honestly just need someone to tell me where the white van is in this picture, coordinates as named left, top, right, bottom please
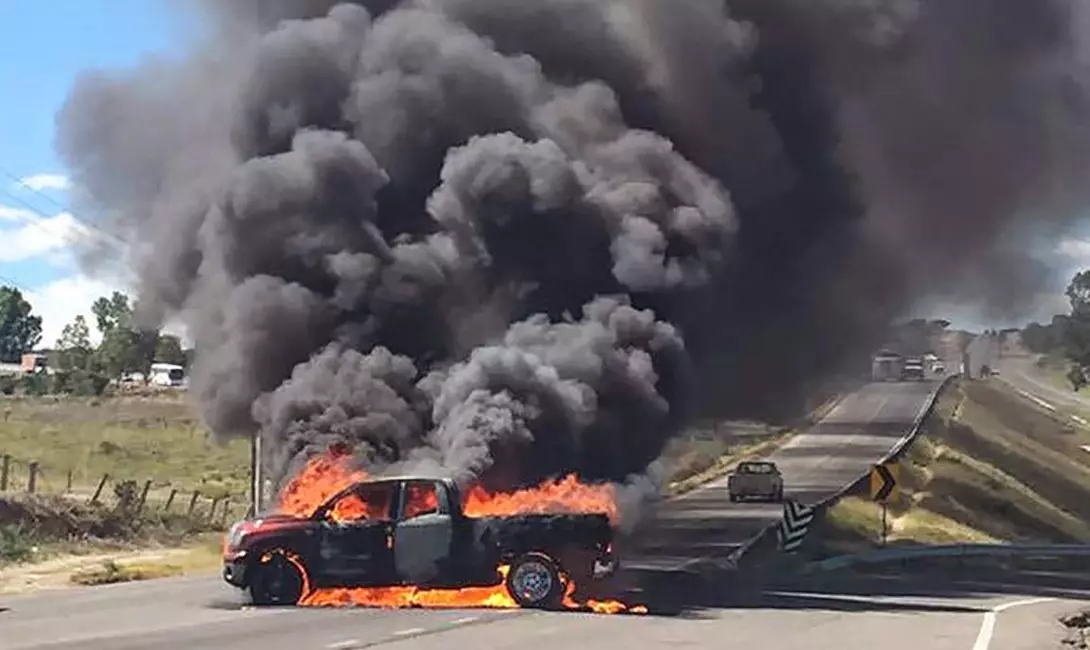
left=149, top=363, right=186, bottom=388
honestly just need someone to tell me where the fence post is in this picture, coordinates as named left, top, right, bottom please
left=1, top=454, right=9, bottom=491
left=164, top=489, right=178, bottom=512
left=27, top=462, right=38, bottom=494
left=187, top=490, right=200, bottom=516
left=66, top=470, right=73, bottom=493
left=220, top=497, right=232, bottom=525
left=138, top=480, right=153, bottom=513
left=90, top=474, right=109, bottom=504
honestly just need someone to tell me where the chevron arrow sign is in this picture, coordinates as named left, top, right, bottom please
left=777, top=499, right=816, bottom=553
left=869, top=462, right=900, bottom=503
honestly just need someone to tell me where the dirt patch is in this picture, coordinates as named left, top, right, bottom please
left=0, top=542, right=221, bottom=595
left=1063, top=610, right=1090, bottom=649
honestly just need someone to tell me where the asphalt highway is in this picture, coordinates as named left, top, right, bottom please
left=1, top=378, right=952, bottom=649
left=5, top=567, right=1088, bottom=649
left=618, top=378, right=942, bottom=572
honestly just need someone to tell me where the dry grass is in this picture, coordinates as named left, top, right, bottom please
left=70, top=559, right=185, bottom=586
left=0, top=395, right=249, bottom=501
left=811, top=378, right=1090, bottom=557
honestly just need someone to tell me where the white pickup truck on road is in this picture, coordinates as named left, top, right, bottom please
left=727, top=461, right=785, bottom=502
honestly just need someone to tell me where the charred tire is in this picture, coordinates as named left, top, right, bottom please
left=249, top=550, right=306, bottom=607
left=506, top=552, right=564, bottom=610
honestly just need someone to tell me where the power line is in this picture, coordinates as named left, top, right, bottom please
left=0, top=166, right=126, bottom=249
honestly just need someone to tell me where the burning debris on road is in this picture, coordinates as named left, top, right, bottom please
left=57, top=0, right=1090, bottom=610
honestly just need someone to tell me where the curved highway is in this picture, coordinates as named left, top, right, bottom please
left=1, top=377, right=957, bottom=650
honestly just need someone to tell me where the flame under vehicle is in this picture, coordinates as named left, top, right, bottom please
left=222, top=476, right=617, bottom=609
left=726, top=460, right=785, bottom=502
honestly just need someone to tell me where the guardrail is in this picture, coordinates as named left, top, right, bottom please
left=804, top=543, right=1090, bottom=573
left=719, top=374, right=957, bottom=569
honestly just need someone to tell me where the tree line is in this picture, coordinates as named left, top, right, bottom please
left=1020, top=271, right=1090, bottom=390
left=0, top=285, right=189, bottom=395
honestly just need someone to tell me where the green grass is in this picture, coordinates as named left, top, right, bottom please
left=0, top=395, right=250, bottom=501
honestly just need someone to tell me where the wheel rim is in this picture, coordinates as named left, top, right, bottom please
left=511, top=560, right=554, bottom=604
left=260, top=553, right=301, bottom=604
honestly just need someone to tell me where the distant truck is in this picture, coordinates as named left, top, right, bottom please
left=872, top=350, right=905, bottom=382
left=149, top=363, right=186, bottom=388
left=222, top=476, right=616, bottom=609
left=727, top=461, right=784, bottom=502
left=902, top=357, right=926, bottom=381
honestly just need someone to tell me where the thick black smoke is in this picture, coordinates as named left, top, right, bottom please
left=56, top=0, right=1090, bottom=496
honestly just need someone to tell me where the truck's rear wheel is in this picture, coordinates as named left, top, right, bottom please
left=249, top=549, right=306, bottom=607
left=506, top=552, right=564, bottom=610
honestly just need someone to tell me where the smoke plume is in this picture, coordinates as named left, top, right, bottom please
left=56, top=0, right=1090, bottom=496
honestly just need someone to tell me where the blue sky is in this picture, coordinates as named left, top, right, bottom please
left=0, top=0, right=194, bottom=345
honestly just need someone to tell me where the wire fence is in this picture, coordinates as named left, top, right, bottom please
left=0, top=451, right=252, bottom=528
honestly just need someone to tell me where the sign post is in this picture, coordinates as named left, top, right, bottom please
left=868, top=462, right=900, bottom=546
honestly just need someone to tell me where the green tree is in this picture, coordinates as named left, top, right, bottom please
left=90, top=291, right=158, bottom=380
left=154, top=334, right=187, bottom=366
left=1063, top=271, right=1090, bottom=389
left=0, top=286, right=42, bottom=362
left=91, top=291, right=133, bottom=334
left=55, top=314, right=93, bottom=370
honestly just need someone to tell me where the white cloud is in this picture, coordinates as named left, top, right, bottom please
left=18, top=174, right=71, bottom=192
left=25, top=274, right=127, bottom=348
left=0, top=205, right=89, bottom=263
left=1056, top=237, right=1090, bottom=263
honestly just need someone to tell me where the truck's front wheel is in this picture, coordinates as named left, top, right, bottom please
left=249, top=549, right=307, bottom=607
left=506, top=552, right=564, bottom=610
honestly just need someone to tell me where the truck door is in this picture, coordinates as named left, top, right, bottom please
left=393, top=480, right=454, bottom=586
left=317, top=482, right=397, bottom=586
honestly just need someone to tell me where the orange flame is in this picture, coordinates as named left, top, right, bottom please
left=270, top=451, right=645, bottom=614
left=294, top=561, right=645, bottom=614
left=276, top=451, right=620, bottom=525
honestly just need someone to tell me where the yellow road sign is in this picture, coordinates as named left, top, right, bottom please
left=869, top=462, right=900, bottom=502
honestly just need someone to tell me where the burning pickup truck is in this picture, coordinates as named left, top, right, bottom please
left=222, top=475, right=618, bottom=610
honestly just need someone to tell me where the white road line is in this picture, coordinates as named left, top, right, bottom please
left=327, top=640, right=361, bottom=650
left=452, top=616, right=480, bottom=625
left=970, top=597, right=1056, bottom=650
left=1014, top=388, right=1055, bottom=411
left=393, top=628, right=425, bottom=637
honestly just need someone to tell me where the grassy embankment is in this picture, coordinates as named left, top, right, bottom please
left=808, top=377, right=1090, bottom=556
left=0, top=394, right=249, bottom=592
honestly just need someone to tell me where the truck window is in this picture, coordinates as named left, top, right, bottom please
left=402, top=481, right=440, bottom=520
left=329, top=483, right=395, bottom=523
left=739, top=463, right=774, bottom=474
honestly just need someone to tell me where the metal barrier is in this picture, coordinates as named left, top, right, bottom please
left=720, top=374, right=957, bottom=569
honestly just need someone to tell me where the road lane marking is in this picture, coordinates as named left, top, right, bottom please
left=970, top=597, right=1056, bottom=650
left=327, top=640, right=361, bottom=649
left=393, top=628, right=425, bottom=636
left=452, top=616, right=480, bottom=625
left=1015, top=388, right=1055, bottom=411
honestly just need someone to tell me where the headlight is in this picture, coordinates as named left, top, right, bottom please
left=225, top=521, right=247, bottom=550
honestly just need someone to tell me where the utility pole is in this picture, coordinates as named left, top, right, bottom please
left=251, top=432, right=263, bottom=516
